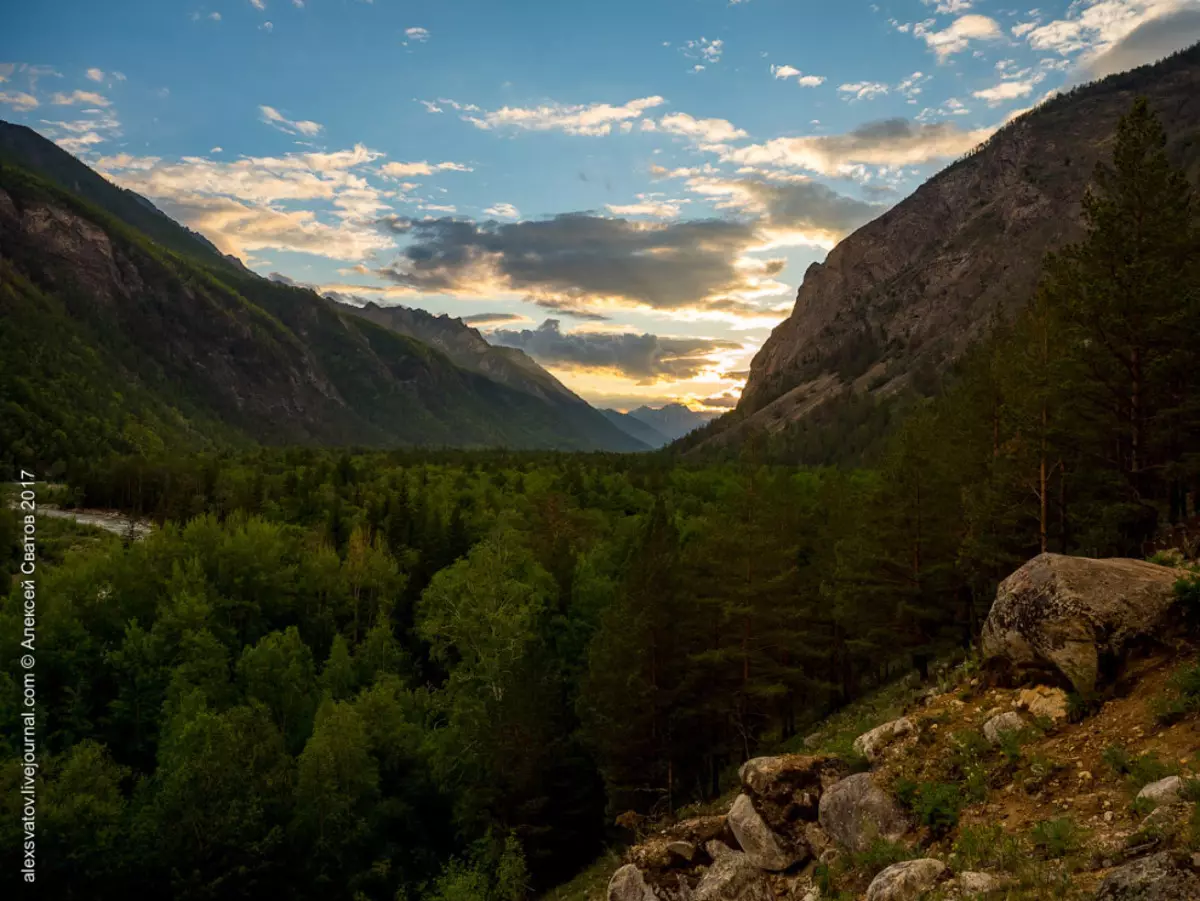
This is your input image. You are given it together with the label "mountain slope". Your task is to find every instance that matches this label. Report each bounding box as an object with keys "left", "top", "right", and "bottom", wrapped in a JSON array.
[
  {"left": 599, "top": 409, "right": 672, "bottom": 449},
  {"left": 628, "top": 404, "right": 719, "bottom": 442},
  {"left": 334, "top": 300, "right": 647, "bottom": 451},
  {"left": 0, "top": 152, "right": 646, "bottom": 467},
  {"left": 689, "top": 44, "right": 1200, "bottom": 456}
]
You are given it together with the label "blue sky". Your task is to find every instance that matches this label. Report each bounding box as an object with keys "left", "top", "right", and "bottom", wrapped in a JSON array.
[{"left": 4, "top": 0, "right": 1200, "bottom": 409}]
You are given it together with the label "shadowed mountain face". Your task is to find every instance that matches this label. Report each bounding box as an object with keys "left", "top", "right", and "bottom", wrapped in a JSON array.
[
  {"left": 627, "top": 404, "right": 718, "bottom": 443},
  {"left": 0, "top": 126, "right": 648, "bottom": 467},
  {"left": 689, "top": 45, "right": 1200, "bottom": 455}
]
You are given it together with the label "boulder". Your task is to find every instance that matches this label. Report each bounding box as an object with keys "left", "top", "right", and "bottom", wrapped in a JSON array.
[
  {"left": 608, "top": 864, "right": 659, "bottom": 901},
  {"left": 665, "top": 842, "right": 696, "bottom": 863},
  {"left": 738, "top": 754, "right": 843, "bottom": 824},
  {"left": 1093, "top": 852, "right": 1200, "bottom": 900},
  {"left": 817, "top": 773, "right": 909, "bottom": 853},
  {"left": 1136, "top": 776, "right": 1184, "bottom": 808},
  {"left": 1015, "top": 685, "right": 1070, "bottom": 721},
  {"left": 865, "top": 859, "right": 946, "bottom": 901},
  {"left": 982, "top": 711, "right": 1027, "bottom": 745},
  {"left": 954, "top": 871, "right": 1004, "bottom": 895},
  {"left": 727, "top": 794, "right": 804, "bottom": 871},
  {"left": 853, "top": 717, "right": 917, "bottom": 763},
  {"left": 692, "top": 842, "right": 773, "bottom": 901},
  {"left": 980, "top": 553, "right": 1181, "bottom": 694}
]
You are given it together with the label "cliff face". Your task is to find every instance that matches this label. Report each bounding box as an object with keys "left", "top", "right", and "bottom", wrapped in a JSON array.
[{"left": 716, "top": 46, "right": 1200, "bottom": 450}]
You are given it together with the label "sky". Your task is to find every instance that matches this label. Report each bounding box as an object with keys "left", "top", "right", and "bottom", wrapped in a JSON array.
[{"left": 4, "top": 0, "right": 1200, "bottom": 410}]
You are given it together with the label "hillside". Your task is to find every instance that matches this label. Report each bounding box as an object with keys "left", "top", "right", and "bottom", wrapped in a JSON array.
[
  {"left": 688, "top": 44, "right": 1200, "bottom": 457},
  {"left": 0, "top": 140, "right": 647, "bottom": 468},
  {"left": 570, "top": 554, "right": 1200, "bottom": 901}
]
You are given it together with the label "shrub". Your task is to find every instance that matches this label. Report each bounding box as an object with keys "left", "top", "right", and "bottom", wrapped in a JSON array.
[
  {"left": 1103, "top": 746, "right": 1179, "bottom": 790},
  {"left": 1066, "top": 691, "right": 1099, "bottom": 723},
  {"left": 1030, "top": 817, "right": 1084, "bottom": 859},
  {"left": 952, "top": 823, "right": 1023, "bottom": 871},
  {"left": 895, "top": 779, "right": 963, "bottom": 837},
  {"left": 1152, "top": 660, "right": 1200, "bottom": 724}
]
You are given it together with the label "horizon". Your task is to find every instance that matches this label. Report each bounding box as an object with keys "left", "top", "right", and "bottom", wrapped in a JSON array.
[{"left": 4, "top": 0, "right": 1199, "bottom": 410}]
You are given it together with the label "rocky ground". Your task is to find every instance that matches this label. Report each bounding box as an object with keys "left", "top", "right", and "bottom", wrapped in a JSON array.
[{"left": 581, "top": 554, "right": 1200, "bottom": 901}]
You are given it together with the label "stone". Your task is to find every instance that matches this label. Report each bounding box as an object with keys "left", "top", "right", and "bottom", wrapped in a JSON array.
[
  {"left": 665, "top": 842, "right": 696, "bottom": 863},
  {"left": 817, "top": 773, "right": 909, "bottom": 853},
  {"left": 865, "top": 859, "right": 946, "bottom": 901},
  {"left": 853, "top": 717, "right": 917, "bottom": 763},
  {"left": 1015, "top": 685, "right": 1070, "bottom": 721},
  {"left": 982, "top": 711, "right": 1027, "bottom": 745},
  {"left": 608, "top": 865, "right": 659, "bottom": 901},
  {"left": 737, "top": 754, "right": 843, "bottom": 827},
  {"left": 727, "top": 794, "right": 804, "bottom": 871},
  {"left": 692, "top": 844, "right": 772, "bottom": 901},
  {"left": 1136, "top": 776, "right": 1184, "bottom": 808},
  {"left": 980, "top": 553, "right": 1181, "bottom": 694},
  {"left": 1093, "top": 851, "right": 1200, "bottom": 900},
  {"left": 955, "top": 871, "right": 1003, "bottom": 894}
]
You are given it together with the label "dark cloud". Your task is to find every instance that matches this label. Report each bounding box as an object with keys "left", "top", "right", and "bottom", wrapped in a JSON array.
[
  {"left": 1081, "top": 8, "right": 1200, "bottom": 80},
  {"left": 697, "top": 392, "right": 740, "bottom": 408},
  {"left": 488, "top": 319, "right": 742, "bottom": 383},
  {"left": 720, "top": 369, "right": 750, "bottom": 380},
  {"left": 374, "top": 212, "right": 764, "bottom": 312},
  {"left": 461, "top": 312, "right": 525, "bottom": 326},
  {"left": 737, "top": 179, "right": 883, "bottom": 233}
]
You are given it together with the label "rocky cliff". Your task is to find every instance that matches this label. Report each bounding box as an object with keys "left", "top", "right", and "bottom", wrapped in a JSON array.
[{"left": 694, "top": 45, "right": 1200, "bottom": 454}]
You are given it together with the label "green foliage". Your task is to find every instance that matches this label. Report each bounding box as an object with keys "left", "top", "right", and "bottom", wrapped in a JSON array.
[
  {"left": 1030, "top": 817, "right": 1085, "bottom": 859},
  {"left": 894, "top": 779, "right": 963, "bottom": 837},
  {"left": 951, "top": 823, "right": 1023, "bottom": 872},
  {"left": 1102, "top": 745, "right": 1180, "bottom": 790}
]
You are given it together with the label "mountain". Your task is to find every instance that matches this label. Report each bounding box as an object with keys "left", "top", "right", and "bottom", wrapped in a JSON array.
[
  {"left": 0, "top": 130, "right": 648, "bottom": 466},
  {"left": 687, "top": 44, "right": 1200, "bottom": 456},
  {"left": 627, "top": 404, "right": 719, "bottom": 442},
  {"left": 332, "top": 299, "right": 647, "bottom": 453},
  {"left": 599, "top": 409, "right": 672, "bottom": 449}
]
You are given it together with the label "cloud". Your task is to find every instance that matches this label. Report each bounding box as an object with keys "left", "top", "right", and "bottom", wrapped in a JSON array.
[
  {"left": 85, "top": 68, "right": 104, "bottom": 82},
  {"left": 606, "top": 196, "right": 688, "bottom": 218},
  {"left": 656, "top": 112, "right": 748, "bottom": 144},
  {"left": 96, "top": 144, "right": 395, "bottom": 261},
  {"left": 0, "top": 91, "right": 38, "bottom": 111},
  {"left": 261, "top": 21, "right": 274, "bottom": 32},
  {"left": 838, "top": 81, "right": 890, "bottom": 100},
  {"left": 210, "top": 11, "right": 221, "bottom": 20},
  {"left": 419, "top": 99, "right": 443, "bottom": 113},
  {"left": 682, "top": 37, "right": 724, "bottom": 65},
  {"left": 380, "top": 160, "right": 472, "bottom": 177},
  {"left": 459, "top": 95, "right": 665, "bottom": 136},
  {"left": 373, "top": 212, "right": 787, "bottom": 316},
  {"left": 404, "top": 26, "right": 430, "bottom": 43},
  {"left": 771, "top": 64, "right": 826, "bottom": 86},
  {"left": 696, "top": 391, "right": 740, "bottom": 408},
  {"left": 1023, "top": 0, "right": 1191, "bottom": 60},
  {"left": 462, "top": 312, "right": 527, "bottom": 326},
  {"left": 1078, "top": 4, "right": 1200, "bottom": 78},
  {"left": 913, "top": 14, "right": 1004, "bottom": 59},
  {"left": 716, "top": 118, "right": 996, "bottom": 177},
  {"left": 488, "top": 319, "right": 743, "bottom": 383},
  {"left": 50, "top": 90, "right": 111, "bottom": 107},
  {"left": 0, "top": 63, "right": 14, "bottom": 82},
  {"left": 38, "top": 110, "right": 122, "bottom": 153},
  {"left": 973, "top": 79, "right": 1038, "bottom": 102},
  {"left": 484, "top": 202, "right": 520, "bottom": 219},
  {"left": 922, "top": 0, "right": 973, "bottom": 11},
  {"left": 250, "top": 0, "right": 265, "bottom": 9},
  {"left": 258, "top": 104, "right": 323, "bottom": 136}
]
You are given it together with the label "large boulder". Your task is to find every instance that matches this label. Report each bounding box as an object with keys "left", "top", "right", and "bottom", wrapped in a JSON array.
[
  {"left": 980, "top": 554, "right": 1181, "bottom": 693},
  {"left": 853, "top": 717, "right": 916, "bottom": 763},
  {"left": 865, "top": 859, "right": 946, "bottom": 901},
  {"left": 692, "top": 842, "right": 773, "bottom": 901},
  {"left": 1136, "top": 776, "right": 1184, "bottom": 808},
  {"left": 727, "top": 794, "right": 805, "bottom": 871},
  {"left": 608, "top": 864, "right": 659, "bottom": 901},
  {"left": 1093, "top": 851, "right": 1200, "bottom": 900},
  {"left": 738, "top": 754, "right": 844, "bottom": 825},
  {"left": 817, "top": 773, "right": 909, "bottom": 853}
]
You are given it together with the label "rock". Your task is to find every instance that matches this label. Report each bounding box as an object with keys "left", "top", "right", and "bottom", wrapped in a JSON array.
[
  {"left": 980, "top": 553, "right": 1181, "bottom": 694},
  {"left": 853, "top": 717, "right": 917, "bottom": 763},
  {"left": 817, "top": 773, "right": 909, "bottom": 853},
  {"left": 1136, "top": 776, "right": 1184, "bottom": 808},
  {"left": 1139, "top": 803, "right": 1184, "bottom": 836},
  {"left": 1093, "top": 851, "right": 1200, "bottom": 900},
  {"left": 727, "top": 794, "right": 804, "bottom": 871},
  {"left": 737, "top": 754, "right": 843, "bottom": 826},
  {"left": 982, "top": 711, "right": 1027, "bottom": 745},
  {"left": 802, "top": 733, "right": 822, "bottom": 750},
  {"left": 665, "top": 842, "right": 696, "bottom": 863},
  {"left": 955, "top": 871, "right": 1004, "bottom": 894},
  {"left": 608, "top": 865, "right": 659, "bottom": 901},
  {"left": 865, "top": 859, "right": 946, "bottom": 901},
  {"left": 1015, "top": 685, "right": 1070, "bottom": 721},
  {"left": 692, "top": 844, "right": 773, "bottom": 901}
]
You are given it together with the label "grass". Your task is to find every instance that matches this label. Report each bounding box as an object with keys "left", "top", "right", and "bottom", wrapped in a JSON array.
[
  {"left": 1101, "top": 745, "right": 1180, "bottom": 791},
  {"left": 1152, "top": 658, "right": 1200, "bottom": 725},
  {"left": 951, "top": 823, "right": 1023, "bottom": 872},
  {"left": 1030, "top": 817, "right": 1085, "bottom": 859},
  {"left": 539, "top": 850, "right": 623, "bottom": 901},
  {"left": 894, "top": 779, "right": 964, "bottom": 837}
]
